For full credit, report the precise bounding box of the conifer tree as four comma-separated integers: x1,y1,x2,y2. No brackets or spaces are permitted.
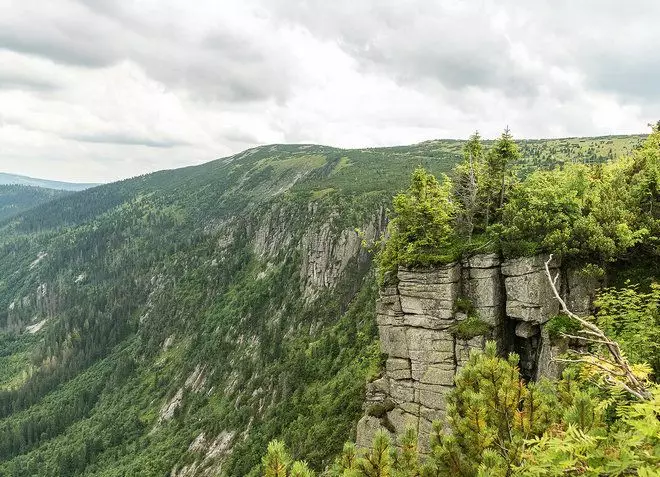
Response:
332,442,358,474
353,431,393,477
393,428,420,477
485,127,520,223
378,167,457,281
262,441,316,477
438,342,558,475
289,461,315,477
454,131,485,240
263,440,290,477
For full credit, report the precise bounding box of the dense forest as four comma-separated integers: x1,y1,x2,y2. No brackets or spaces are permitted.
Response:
0,185,71,222
0,132,656,476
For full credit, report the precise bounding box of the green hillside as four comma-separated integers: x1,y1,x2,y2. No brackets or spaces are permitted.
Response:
0,185,71,222
0,135,648,476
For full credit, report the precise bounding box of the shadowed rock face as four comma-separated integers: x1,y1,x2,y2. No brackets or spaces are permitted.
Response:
356,254,599,451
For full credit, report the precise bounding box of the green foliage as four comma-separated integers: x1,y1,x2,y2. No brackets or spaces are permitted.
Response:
351,431,393,477
449,315,491,340
378,168,458,282
594,282,660,376
438,342,558,475
0,185,70,221
285,343,660,476
263,440,291,477
0,143,393,476
453,131,486,240
545,313,582,341
452,297,475,315
377,125,658,283
483,127,521,223
0,133,655,476
521,387,660,475
500,126,660,261
262,440,315,477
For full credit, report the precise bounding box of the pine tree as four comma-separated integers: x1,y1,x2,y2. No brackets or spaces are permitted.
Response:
438,342,558,475
263,440,290,477
454,131,485,241
378,167,457,281
354,431,393,477
290,460,315,477
393,428,420,477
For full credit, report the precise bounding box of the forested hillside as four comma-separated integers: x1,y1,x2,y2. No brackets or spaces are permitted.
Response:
0,173,98,192
0,134,650,476
0,185,70,222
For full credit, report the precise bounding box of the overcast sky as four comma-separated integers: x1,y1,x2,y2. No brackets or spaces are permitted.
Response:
0,0,658,182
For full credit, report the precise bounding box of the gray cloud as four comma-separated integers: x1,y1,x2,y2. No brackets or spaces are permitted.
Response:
0,0,294,102
267,0,540,96
0,73,61,92
267,0,660,103
68,133,189,148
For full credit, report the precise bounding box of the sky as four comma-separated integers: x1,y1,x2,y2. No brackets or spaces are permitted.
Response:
0,0,658,183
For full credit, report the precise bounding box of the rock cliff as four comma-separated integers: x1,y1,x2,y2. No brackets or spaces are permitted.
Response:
356,254,599,450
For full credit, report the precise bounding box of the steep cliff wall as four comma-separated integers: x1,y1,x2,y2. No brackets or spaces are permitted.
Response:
356,254,599,450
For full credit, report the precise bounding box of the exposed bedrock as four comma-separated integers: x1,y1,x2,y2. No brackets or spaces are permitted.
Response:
356,254,599,451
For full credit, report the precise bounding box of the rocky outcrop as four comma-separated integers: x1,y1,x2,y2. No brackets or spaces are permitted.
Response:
3,281,60,332
253,202,385,300
170,431,235,477
300,211,384,299
356,254,599,451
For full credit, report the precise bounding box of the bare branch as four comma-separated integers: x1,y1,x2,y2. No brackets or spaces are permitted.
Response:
544,254,651,400
554,358,627,377
558,333,613,346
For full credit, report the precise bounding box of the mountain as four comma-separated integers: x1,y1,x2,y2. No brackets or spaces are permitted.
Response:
0,185,71,222
0,135,647,476
0,172,99,191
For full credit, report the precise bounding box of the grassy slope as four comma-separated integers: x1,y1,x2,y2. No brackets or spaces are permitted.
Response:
0,135,644,476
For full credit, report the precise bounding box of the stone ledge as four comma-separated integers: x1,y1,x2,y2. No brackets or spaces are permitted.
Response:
464,253,501,269
398,265,460,284
501,255,560,276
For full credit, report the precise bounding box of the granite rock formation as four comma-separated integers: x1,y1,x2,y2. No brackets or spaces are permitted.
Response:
356,254,599,450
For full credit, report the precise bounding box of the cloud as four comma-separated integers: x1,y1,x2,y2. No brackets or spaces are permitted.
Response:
0,0,296,103
67,133,189,148
0,0,657,182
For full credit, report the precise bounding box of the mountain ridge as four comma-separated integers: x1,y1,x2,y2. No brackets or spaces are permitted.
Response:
0,173,99,191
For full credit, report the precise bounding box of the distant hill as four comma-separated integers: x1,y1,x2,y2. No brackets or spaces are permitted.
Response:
0,173,99,191
0,185,71,221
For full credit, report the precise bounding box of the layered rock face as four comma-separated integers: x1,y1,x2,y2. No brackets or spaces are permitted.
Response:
356,254,598,450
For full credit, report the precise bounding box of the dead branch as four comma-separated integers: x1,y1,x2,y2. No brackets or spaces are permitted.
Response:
544,254,651,400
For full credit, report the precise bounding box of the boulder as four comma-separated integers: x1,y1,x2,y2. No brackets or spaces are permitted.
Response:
515,321,540,338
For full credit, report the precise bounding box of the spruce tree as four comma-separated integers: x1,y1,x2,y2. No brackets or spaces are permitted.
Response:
485,127,520,223
454,131,485,240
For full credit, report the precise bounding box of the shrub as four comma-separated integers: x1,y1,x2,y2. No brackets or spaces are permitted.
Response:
377,168,458,283
450,315,491,340
545,313,581,341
